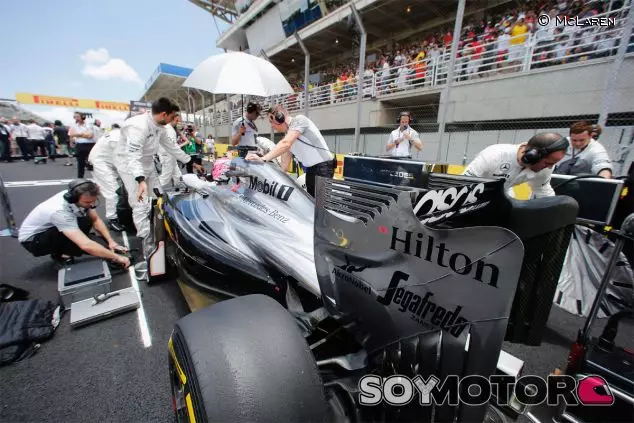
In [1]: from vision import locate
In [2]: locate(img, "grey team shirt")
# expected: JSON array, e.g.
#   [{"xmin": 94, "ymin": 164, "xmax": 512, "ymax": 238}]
[
  {"xmin": 18, "ymin": 191, "xmax": 89, "ymax": 242},
  {"xmin": 555, "ymin": 138, "xmax": 612, "ymax": 175}
]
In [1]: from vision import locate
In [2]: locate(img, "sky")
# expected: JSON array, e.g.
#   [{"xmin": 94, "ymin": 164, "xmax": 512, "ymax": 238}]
[{"xmin": 0, "ymin": 0, "xmax": 230, "ymax": 126}]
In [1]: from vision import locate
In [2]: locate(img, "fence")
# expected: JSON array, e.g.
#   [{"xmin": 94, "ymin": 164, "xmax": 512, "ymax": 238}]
[{"xmin": 208, "ymin": 5, "xmax": 634, "ymax": 127}]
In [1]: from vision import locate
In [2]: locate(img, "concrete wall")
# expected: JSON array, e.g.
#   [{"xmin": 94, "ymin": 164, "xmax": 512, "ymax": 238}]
[{"xmin": 446, "ymin": 57, "xmax": 634, "ymax": 121}]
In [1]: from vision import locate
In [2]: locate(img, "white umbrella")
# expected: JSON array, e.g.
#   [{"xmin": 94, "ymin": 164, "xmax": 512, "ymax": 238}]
[{"xmin": 183, "ymin": 51, "xmax": 294, "ymax": 97}]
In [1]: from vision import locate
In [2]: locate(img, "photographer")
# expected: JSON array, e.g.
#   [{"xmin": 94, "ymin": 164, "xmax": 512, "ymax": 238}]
[
  {"xmin": 181, "ymin": 124, "xmax": 203, "ymax": 173},
  {"xmin": 231, "ymin": 102, "xmax": 261, "ymax": 147},
  {"xmin": 385, "ymin": 111, "xmax": 423, "ymax": 157}
]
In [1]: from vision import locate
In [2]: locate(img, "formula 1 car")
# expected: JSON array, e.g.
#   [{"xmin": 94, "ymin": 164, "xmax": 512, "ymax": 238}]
[{"xmin": 156, "ymin": 149, "xmax": 580, "ymax": 422}]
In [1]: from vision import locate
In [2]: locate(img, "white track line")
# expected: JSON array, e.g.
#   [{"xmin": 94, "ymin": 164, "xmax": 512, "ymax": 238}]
[
  {"xmin": 5, "ymin": 178, "xmax": 97, "ymax": 188},
  {"xmin": 121, "ymin": 231, "xmax": 152, "ymax": 348}
]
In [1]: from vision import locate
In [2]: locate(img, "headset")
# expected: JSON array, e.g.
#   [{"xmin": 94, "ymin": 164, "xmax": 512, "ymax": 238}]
[
  {"xmin": 63, "ymin": 179, "xmax": 98, "ymax": 204},
  {"xmin": 521, "ymin": 135, "xmax": 570, "ymax": 165},
  {"xmin": 396, "ymin": 111, "xmax": 414, "ymax": 124},
  {"xmin": 271, "ymin": 106, "xmax": 286, "ymax": 125}
]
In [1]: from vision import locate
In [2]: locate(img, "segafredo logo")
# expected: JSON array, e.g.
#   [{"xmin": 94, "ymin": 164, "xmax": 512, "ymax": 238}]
[
  {"xmin": 413, "ymin": 183, "xmax": 487, "ymax": 224},
  {"xmin": 377, "ymin": 271, "xmax": 469, "ymax": 338},
  {"xmin": 248, "ymin": 176, "xmax": 295, "ymax": 201}
]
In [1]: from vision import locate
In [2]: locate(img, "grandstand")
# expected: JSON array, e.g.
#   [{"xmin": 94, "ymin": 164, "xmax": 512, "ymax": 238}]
[
  {"xmin": 169, "ymin": 0, "xmax": 633, "ymax": 173},
  {"xmin": 0, "ymin": 99, "xmax": 48, "ymax": 124}
]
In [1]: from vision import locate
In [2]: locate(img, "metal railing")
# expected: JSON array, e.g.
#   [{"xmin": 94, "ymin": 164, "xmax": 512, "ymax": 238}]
[{"xmin": 211, "ymin": 6, "xmax": 633, "ymax": 126}]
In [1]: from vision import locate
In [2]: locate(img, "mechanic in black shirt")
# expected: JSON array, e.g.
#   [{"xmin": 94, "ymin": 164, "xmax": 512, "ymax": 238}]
[
  {"xmin": 53, "ymin": 120, "xmax": 72, "ymax": 166},
  {"xmin": 0, "ymin": 118, "xmax": 11, "ymax": 163}
]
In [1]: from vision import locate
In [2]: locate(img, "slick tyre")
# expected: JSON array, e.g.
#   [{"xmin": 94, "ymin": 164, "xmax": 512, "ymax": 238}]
[{"xmin": 168, "ymin": 294, "xmax": 329, "ymax": 423}]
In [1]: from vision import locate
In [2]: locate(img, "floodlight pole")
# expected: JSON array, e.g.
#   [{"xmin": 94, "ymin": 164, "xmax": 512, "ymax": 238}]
[
  {"xmin": 436, "ymin": 0, "xmax": 466, "ymax": 162},
  {"xmin": 294, "ymin": 32, "xmax": 310, "ymax": 117},
  {"xmin": 597, "ymin": 6, "xmax": 634, "ymax": 130},
  {"xmin": 350, "ymin": 2, "xmax": 366, "ymax": 153}
]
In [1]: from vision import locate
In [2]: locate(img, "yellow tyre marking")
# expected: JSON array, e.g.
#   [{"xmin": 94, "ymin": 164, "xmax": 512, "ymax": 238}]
[
  {"xmin": 186, "ymin": 393, "xmax": 197, "ymax": 423},
  {"xmin": 168, "ymin": 337, "xmax": 187, "ymax": 385}
]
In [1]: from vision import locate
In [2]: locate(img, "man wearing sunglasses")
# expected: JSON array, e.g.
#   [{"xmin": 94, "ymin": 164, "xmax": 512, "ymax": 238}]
[
  {"xmin": 246, "ymin": 105, "xmax": 335, "ymax": 197},
  {"xmin": 231, "ymin": 102, "xmax": 262, "ymax": 147}
]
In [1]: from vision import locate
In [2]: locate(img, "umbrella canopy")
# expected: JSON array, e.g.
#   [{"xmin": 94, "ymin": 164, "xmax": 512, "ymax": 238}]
[{"xmin": 183, "ymin": 51, "xmax": 294, "ymax": 97}]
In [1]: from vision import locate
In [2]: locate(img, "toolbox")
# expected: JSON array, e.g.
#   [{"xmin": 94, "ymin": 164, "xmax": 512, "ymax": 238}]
[{"xmin": 58, "ymin": 259, "xmax": 112, "ymax": 309}]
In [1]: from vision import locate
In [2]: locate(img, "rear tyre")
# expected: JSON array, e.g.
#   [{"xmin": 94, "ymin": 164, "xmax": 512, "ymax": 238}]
[{"xmin": 168, "ymin": 294, "xmax": 329, "ymax": 422}]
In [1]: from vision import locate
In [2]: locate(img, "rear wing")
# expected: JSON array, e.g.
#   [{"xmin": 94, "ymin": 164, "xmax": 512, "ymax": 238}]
[{"xmin": 314, "ymin": 176, "xmax": 525, "ymax": 422}]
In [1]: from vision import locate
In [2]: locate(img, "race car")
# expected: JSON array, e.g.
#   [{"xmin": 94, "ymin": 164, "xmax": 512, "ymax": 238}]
[{"xmin": 151, "ymin": 148, "xmax": 579, "ymax": 422}]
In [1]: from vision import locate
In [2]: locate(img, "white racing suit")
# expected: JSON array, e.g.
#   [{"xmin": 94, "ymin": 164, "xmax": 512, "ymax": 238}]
[
  {"xmin": 88, "ymin": 129, "xmax": 121, "ymax": 221},
  {"xmin": 158, "ymin": 124, "xmax": 183, "ymax": 187},
  {"xmin": 115, "ymin": 113, "xmax": 192, "ymax": 254}
]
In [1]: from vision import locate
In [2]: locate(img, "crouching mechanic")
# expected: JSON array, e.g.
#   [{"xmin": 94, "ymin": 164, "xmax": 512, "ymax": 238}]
[
  {"xmin": 115, "ymin": 97, "xmax": 204, "ymax": 255},
  {"xmin": 463, "ymin": 132, "xmax": 569, "ymax": 198},
  {"xmin": 88, "ymin": 124, "xmax": 125, "ymax": 231},
  {"xmin": 246, "ymin": 105, "xmax": 335, "ymax": 197},
  {"xmin": 18, "ymin": 179, "xmax": 131, "ymax": 268}
]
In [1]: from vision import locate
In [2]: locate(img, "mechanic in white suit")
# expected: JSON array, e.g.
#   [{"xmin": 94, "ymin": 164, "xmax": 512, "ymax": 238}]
[
  {"xmin": 88, "ymin": 124, "xmax": 125, "ymax": 232},
  {"xmin": 115, "ymin": 98, "xmax": 203, "ymax": 253},
  {"xmin": 158, "ymin": 114, "xmax": 189, "ymax": 188},
  {"xmin": 463, "ymin": 132, "xmax": 569, "ymax": 199}
]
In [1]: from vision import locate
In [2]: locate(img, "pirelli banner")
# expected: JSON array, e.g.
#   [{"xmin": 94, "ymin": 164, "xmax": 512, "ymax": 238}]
[{"xmin": 15, "ymin": 93, "xmax": 130, "ymax": 112}]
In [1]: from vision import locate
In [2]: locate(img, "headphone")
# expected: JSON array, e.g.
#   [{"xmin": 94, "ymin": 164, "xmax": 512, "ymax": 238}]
[
  {"xmin": 63, "ymin": 179, "xmax": 97, "ymax": 204},
  {"xmin": 521, "ymin": 135, "xmax": 570, "ymax": 165},
  {"xmin": 397, "ymin": 111, "xmax": 414, "ymax": 124},
  {"xmin": 273, "ymin": 110, "xmax": 286, "ymax": 124}
]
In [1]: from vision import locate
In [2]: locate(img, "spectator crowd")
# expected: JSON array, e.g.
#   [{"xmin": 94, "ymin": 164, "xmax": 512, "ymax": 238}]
[{"xmin": 279, "ymin": 0, "xmax": 630, "ymax": 106}]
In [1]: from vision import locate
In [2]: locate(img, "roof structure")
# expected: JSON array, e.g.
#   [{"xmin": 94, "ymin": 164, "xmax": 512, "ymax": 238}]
[
  {"xmin": 0, "ymin": 100, "xmax": 48, "ymax": 124},
  {"xmin": 186, "ymin": 0, "xmax": 239, "ymax": 24},
  {"xmin": 140, "ymin": 63, "xmax": 218, "ymax": 113}
]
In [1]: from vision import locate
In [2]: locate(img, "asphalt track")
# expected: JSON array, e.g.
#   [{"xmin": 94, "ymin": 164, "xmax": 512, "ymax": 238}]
[{"xmin": 0, "ymin": 160, "xmax": 631, "ymax": 422}]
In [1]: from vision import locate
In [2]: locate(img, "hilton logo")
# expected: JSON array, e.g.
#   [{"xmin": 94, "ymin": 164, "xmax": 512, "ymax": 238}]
[
  {"xmin": 248, "ymin": 176, "xmax": 295, "ymax": 201},
  {"xmin": 389, "ymin": 227, "xmax": 500, "ymax": 288}
]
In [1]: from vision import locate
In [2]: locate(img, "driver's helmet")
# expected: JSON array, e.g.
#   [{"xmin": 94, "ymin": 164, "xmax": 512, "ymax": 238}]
[
  {"xmin": 255, "ymin": 136, "xmax": 275, "ymax": 155},
  {"xmin": 212, "ymin": 157, "xmax": 232, "ymax": 182}
]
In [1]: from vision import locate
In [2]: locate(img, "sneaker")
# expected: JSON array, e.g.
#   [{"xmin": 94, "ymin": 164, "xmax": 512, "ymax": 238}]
[
  {"xmin": 51, "ymin": 255, "xmax": 75, "ymax": 269},
  {"xmin": 65, "ymin": 162, "xmax": 73, "ymax": 166}
]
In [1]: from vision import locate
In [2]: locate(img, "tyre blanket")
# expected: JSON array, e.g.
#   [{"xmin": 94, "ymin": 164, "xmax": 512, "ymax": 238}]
[
  {"xmin": 554, "ymin": 225, "xmax": 634, "ymax": 318},
  {"xmin": 0, "ymin": 299, "xmax": 60, "ymax": 366}
]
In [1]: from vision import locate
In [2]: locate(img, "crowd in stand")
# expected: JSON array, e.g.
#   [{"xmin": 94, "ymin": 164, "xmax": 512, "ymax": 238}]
[{"xmin": 283, "ymin": 0, "xmax": 630, "ymax": 103}]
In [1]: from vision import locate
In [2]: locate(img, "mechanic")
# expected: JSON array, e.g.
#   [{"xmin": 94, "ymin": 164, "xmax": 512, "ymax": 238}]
[
  {"xmin": 115, "ymin": 97, "xmax": 203, "ymax": 254},
  {"xmin": 231, "ymin": 102, "xmax": 262, "ymax": 147},
  {"xmin": 158, "ymin": 114, "xmax": 188, "ymax": 187},
  {"xmin": 68, "ymin": 112, "xmax": 95, "ymax": 178},
  {"xmin": 553, "ymin": 121, "xmax": 613, "ymax": 178},
  {"xmin": 385, "ymin": 111, "xmax": 423, "ymax": 157},
  {"xmin": 246, "ymin": 105, "xmax": 335, "ymax": 197},
  {"xmin": 17, "ymin": 179, "xmax": 130, "ymax": 269},
  {"xmin": 88, "ymin": 124, "xmax": 125, "ymax": 232},
  {"xmin": 463, "ymin": 132, "xmax": 569, "ymax": 198}
]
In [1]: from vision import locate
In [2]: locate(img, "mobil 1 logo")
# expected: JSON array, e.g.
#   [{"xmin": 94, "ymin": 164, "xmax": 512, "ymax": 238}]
[{"xmin": 248, "ymin": 176, "xmax": 295, "ymax": 201}]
